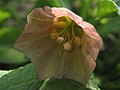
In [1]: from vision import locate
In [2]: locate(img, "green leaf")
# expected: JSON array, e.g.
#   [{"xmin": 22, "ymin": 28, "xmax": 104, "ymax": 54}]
[
  {"xmin": 87, "ymin": 74, "xmax": 101, "ymax": 90},
  {"xmin": 35, "ymin": 0, "xmax": 61, "ymax": 7},
  {"xmin": 39, "ymin": 74, "xmax": 101, "ymax": 90},
  {"xmin": 57, "ymin": 0, "xmax": 71, "ymax": 9},
  {"xmin": 39, "ymin": 78, "xmax": 90, "ymax": 90},
  {"xmin": 0, "ymin": 45, "xmax": 28, "ymax": 64},
  {"xmin": 113, "ymin": 0, "xmax": 120, "ymax": 6},
  {"xmin": 0, "ymin": 28, "xmax": 22, "ymax": 46},
  {"xmin": 81, "ymin": 0, "xmax": 92, "ymax": 20},
  {"xmin": 97, "ymin": 0, "xmax": 118, "ymax": 18},
  {"xmin": 0, "ymin": 64, "xmax": 43, "ymax": 90},
  {"xmin": 117, "ymin": 7, "xmax": 120, "ymax": 15},
  {"xmin": 36, "ymin": 0, "xmax": 71, "ymax": 9},
  {"xmin": 0, "ymin": 28, "xmax": 13, "ymax": 37},
  {"xmin": 0, "ymin": 63, "xmax": 101, "ymax": 90},
  {"xmin": 0, "ymin": 71, "xmax": 9, "ymax": 78},
  {"xmin": 97, "ymin": 16, "xmax": 120, "ymax": 36},
  {"xmin": 0, "ymin": 10, "xmax": 11, "ymax": 22}
]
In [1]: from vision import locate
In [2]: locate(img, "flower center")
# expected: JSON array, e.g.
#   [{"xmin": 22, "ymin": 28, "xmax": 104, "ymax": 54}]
[{"xmin": 51, "ymin": 16, "xmax": 83, "ymax": 51}]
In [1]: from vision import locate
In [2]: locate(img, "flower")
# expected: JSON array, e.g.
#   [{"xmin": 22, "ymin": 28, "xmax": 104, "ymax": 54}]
[{"xmin": 14, "ymin": 6, "xmax": 103, "ymax": 84}]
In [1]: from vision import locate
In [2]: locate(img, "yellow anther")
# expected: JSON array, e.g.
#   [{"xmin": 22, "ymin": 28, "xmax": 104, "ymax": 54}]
[
  {"xmin": 57, "ymin": 21, "xmax": 66, "ymax": 29},
  {"xmin": 53, "ymin": 21, "xmax": 67, "ymax": 29}
]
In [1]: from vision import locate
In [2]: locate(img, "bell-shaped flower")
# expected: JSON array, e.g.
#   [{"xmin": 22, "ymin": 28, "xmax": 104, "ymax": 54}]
[{"xmin": 14, "ymin": 6, "xmax": 103, "ymax": 84}]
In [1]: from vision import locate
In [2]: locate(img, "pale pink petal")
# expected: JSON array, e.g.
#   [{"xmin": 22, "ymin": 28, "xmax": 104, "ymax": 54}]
[
  {"xmin": 51, "ymin": 7, "xmax": 103, "ymax": 84},
  {"xmin": 22, "ymin": 36, "xmax": 66, "ymax": 80},
  {"xmin": 81, "ymin": 21, "xmax": 103, "ymax": 60},
  {"xmin": 27, "ymin": 7, "xmax": 54, "ymax": 23},
  {"xmin": 63, "ymin": 48, "xmax": 96, "ymax": 84},
  {"xmin": 62, "ymin": 31, "xmax": 101, "ymax": 84},
  {"xmin": 14, "ymin": 7, "xmax": 103, "ymax": 85},
  {"xmin": 14, "ymin": 7, "xmax": 66, "ymax": 81},
  {"xmin": 52, "ymin": 7, "xmax": 83, "ymax": 24},
  {"xmin": 15, "ymin": 7, "xmax": 54, "ymax": 48}
]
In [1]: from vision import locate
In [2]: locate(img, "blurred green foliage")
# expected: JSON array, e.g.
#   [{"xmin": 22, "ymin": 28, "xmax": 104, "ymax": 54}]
[{"xmin": 0, "ymin": 0, "xmax": 120, "ymax": 90}]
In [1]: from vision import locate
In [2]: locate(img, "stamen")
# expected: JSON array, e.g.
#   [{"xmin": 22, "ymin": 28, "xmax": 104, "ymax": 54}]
[
  {"xmin": 74, "ymin": 36, "xmax": 82, "ymax": 47},
  {"xmin": 76, "ymin": 27, "xmax": 83, "ymax": 37},
  {"xmin": 51, "ymin": 16, "xmax": 83, "ymax": 51},
  {"xmin": 57, "ymin": 22, "xmax": 66, "ymax": 29},
  {"xmin": 71, "ymin": 22, "xmax": 76, "ymax": 38},
  {"xmin": 63, "ymin": 42, "xmax": 72, "ymax": 51},
  {"xmin": 51, "ymin": 32, "xmax": 59, "ymax": 39},
  {"xmin": 57, "ymin": 37, "xmax": 64, "ymax": 43}
]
